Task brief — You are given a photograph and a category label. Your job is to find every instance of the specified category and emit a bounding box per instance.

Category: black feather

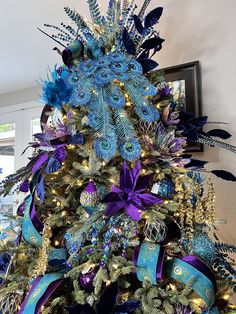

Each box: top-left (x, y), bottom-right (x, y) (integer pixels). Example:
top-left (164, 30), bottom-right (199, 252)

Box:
top-left (132, 15), bottom-right (144, 34)
top-left (211, 170), bottom-right (236, 181)
top-left (122, 28), bottom-right (136, 55)
top-left (141, 36), bottom-right (165, 50)
top-left (137, 49), bottom-right (149, 60)
top-left (185, 159), bottom-right (208, 168)
top-left (138, 58), bottom-right (158, 73)
top-left (144, 7), bottom-right (163, 28)
top-left (207, 129), bottom-right (232, 139)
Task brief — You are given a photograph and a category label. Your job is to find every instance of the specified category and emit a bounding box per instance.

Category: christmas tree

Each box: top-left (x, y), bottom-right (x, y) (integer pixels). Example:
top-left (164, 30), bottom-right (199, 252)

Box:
top-left (0, 1), bottom-right (236, 313)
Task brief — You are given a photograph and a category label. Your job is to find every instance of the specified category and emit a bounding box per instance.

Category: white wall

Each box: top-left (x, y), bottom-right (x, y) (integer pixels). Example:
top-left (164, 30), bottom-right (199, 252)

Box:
top-left (154, 0), bottom-right (236, 247)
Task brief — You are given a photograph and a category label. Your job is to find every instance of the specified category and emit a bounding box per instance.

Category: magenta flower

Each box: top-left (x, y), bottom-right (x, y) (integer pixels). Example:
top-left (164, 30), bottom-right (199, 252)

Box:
top-left (102, 161), bottom-right (163, 220)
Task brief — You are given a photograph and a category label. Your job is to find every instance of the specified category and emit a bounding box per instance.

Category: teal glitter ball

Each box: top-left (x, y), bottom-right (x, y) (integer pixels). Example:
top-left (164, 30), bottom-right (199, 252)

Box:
top-left (191, 233), bottom-right (217, 265)
top-left (151, 179), bottom-right (175, 199)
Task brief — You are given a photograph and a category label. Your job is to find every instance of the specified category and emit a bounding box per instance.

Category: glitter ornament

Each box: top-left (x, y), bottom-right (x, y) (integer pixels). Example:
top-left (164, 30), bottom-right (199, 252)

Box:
top-left (151, 179), bottom-right (175, 199)
top-left (191, 233), bottom-right (217, 265)
top-left (144, 218), bottom-right (167, 243)
top-left (80, 180), bottom-right (99, 215)
top-left (79, 267), bottom-right (98, 292)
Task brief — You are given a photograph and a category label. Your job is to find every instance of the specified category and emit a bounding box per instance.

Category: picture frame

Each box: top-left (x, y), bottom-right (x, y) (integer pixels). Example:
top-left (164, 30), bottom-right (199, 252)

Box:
top-left (161, 61), bottom-right (203, 152)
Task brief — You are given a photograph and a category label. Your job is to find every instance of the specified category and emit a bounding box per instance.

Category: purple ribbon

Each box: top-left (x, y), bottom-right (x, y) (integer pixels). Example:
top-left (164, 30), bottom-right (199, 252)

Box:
top-left (30, 201), bottom-right (44, 232)
top-left (182, 256), bottom-right (217, 292)
top-left (18, 273), bottom-right (63, 314)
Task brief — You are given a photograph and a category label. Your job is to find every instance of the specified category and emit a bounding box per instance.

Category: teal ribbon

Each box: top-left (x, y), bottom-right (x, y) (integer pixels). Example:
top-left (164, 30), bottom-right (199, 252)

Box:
top-left (22, 194), bottom-right (42, 247)
top-left (136, 241), bottom-right (163, 284)
top-left (164, 258), bottom-right (215, 309)
top-left (22, 194), bottom-right (67, 266)
top-left (18, 272), bottom-right (64, 314)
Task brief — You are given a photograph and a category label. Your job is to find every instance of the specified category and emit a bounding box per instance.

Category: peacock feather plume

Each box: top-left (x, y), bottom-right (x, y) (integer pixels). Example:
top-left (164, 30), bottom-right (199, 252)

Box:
top-left (39, 0), bottom-right (165, 161)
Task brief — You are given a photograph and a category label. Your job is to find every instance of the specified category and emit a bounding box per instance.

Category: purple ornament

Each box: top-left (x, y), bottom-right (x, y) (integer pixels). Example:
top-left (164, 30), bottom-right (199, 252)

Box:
top-left (80, 180), bottom-right (99, 214)
top-left (79, 267), bottom-right (98, 292)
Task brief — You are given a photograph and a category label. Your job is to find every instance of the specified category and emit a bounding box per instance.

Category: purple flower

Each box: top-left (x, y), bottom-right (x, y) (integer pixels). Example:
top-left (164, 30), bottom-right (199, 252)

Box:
top-left (102, 161), bottom-right (162, 220)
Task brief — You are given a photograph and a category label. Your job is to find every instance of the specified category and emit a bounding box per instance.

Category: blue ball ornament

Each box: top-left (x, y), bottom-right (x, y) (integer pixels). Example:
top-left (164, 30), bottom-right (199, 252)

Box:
top-left (151, 179), bottom-right (175, 199)
top-left (191, 233), bottom-right (217, 265)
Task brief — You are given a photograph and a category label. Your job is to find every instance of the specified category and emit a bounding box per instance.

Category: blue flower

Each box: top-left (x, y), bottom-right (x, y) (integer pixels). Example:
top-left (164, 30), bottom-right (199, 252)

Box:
top-left (42, 78), bottom-right (73, 109)
top-left (119, 139), bottom-right (141, 161)
top-left (135, 104), bottom-right (160, 122)
top-left (107, 92), bottom-right (126, 109)
top-left (94, 137), bottom-right (117, 161)
top-left (79, 59), bottom-right (98, 77)
top-left (94, 69), bottom-right (114, 86)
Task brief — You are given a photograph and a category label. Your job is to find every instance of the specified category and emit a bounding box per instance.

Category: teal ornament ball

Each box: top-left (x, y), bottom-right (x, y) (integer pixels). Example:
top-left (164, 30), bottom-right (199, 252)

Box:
top-left (80, 180), bottom-right (99, 215)
top-left (151, 179), bottom-right (175, 199)
top-left (191, 233), bottom-right (217, 265)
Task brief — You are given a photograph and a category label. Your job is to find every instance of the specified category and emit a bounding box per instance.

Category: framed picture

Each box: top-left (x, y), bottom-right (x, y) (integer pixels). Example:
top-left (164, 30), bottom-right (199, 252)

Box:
top-left (161, 61), bottom-right (203, 152)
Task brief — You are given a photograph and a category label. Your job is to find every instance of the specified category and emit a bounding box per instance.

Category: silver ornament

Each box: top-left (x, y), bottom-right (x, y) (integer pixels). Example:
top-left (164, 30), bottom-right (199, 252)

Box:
top-left (144, 218), bottom-right (167, 243)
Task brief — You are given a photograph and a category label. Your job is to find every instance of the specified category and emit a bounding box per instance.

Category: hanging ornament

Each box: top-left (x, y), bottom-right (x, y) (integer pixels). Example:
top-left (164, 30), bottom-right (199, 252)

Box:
top-left (144, 218), bottom-right (167, 243)
top-left (151, 179), bottom-right (175, 199)
top-left (80, 180), bottom-right (99, 215)
top-left (79, 266), bottom-right (98, 292)
top-left (133, 241), bottom-right (166, 284)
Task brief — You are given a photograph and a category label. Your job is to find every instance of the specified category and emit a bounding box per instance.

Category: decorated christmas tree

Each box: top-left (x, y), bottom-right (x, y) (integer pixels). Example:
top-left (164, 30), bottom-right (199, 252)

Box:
top-left (0, 1), bottom-right (236, 313)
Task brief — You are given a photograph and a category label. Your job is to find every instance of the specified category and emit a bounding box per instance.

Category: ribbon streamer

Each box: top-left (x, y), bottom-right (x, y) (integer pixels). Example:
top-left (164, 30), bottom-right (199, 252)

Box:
top-left (22, 194), bottom-right (67, 265)
top-left (18, 272), bottom-right (64, 314)
top-left (164, 256), bottom-right (215, 309)
top-left (133, 241), bottom-right (165, 284)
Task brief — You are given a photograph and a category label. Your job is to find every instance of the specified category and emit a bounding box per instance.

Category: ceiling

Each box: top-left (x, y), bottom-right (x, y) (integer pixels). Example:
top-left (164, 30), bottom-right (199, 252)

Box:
top-left (0, 0), bottom-right (175, 95)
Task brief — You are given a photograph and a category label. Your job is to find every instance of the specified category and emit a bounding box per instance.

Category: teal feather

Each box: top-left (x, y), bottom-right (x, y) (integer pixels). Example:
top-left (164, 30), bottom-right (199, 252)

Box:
top-left (64, 7), bottom-right (88, 31)
top-left (87, 0), bottom-right (102, 25)
top-left (125, 82), bottom-right (159, 122)
top-left (113, 109), bottom-right (137, 143)
top-left (95, 89), bottom-right (115, 139)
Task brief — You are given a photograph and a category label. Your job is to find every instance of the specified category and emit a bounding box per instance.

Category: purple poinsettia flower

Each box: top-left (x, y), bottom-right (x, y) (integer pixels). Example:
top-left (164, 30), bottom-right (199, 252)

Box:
top-left (102, 161), bottom-right (163, 221)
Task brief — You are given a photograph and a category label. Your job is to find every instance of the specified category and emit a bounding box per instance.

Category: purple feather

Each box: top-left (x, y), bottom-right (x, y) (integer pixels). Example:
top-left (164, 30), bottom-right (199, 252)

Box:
top-left (31, 153), bottom-right (48, 173)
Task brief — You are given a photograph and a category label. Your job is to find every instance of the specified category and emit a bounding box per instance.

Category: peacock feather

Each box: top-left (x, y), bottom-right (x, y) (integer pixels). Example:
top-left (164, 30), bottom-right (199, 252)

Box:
top-left (39, 0), bottom-right (165, 161)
